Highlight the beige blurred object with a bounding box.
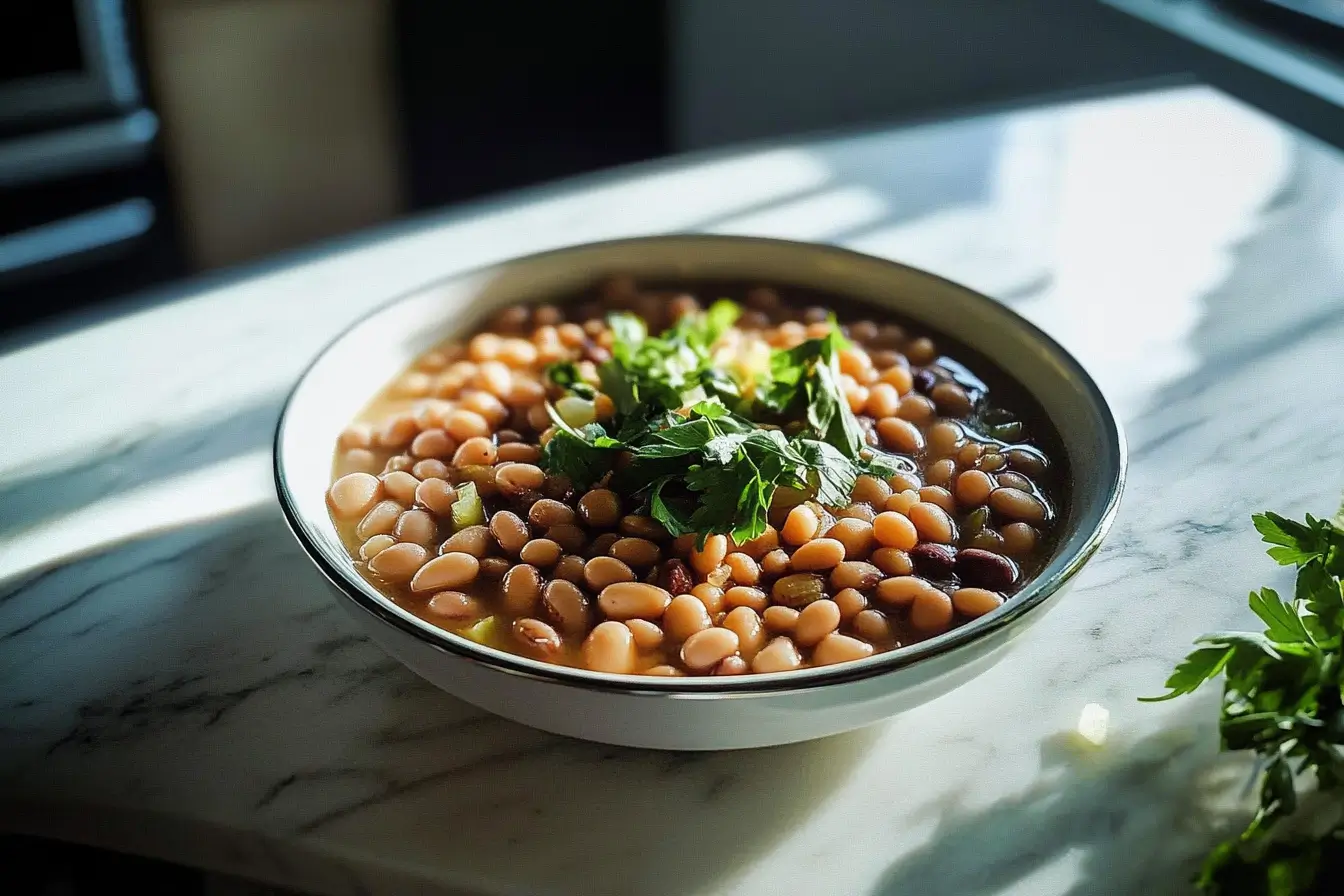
[143,0,402,269]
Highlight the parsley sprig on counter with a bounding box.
[1144,507,1344,894]
[539,300,911,545]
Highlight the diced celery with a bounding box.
[450,481,485,531]
[461,615,498,644]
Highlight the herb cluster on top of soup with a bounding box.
[326,279,1062,677]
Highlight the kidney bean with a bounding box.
[659,558,694,596]
[910,543,957,579]
[542,579,592,636]
[954,548,1019,590]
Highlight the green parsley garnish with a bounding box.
[537,300,913,545]
[1144,506,1344,893]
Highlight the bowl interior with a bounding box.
[276,236,1124,691]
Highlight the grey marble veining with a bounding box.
[3,86,1344,895]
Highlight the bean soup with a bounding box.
[326,279,1064,677]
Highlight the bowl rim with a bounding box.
[274,234,1126,697]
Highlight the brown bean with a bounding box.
[357,500,403,539]
[542,579,592,636]
[897,394,935,423]
[886,488,921,514]
[921,480,957,511]
[513,618,562,656]
[384,453,415,474]
[795,599,841,646]
[444,409,491,442]
[496,442,541,464]
[908,502,956,543]
[328,472,382,518]
[834,502,877,523]
[519,538,563,567]
[926,420,964,457]
[1004,447,1048,478]
[382,470,420,504]
[426,591,482,620]
[681,627,740,671]
[724,552,761,585]
[368,542,429,583]
[360,534,396,560]
[910,589,955,633]
[877,417,924,454]
[553,553,585,588]
[988,487,1047,523]
[724,586,769,613]
[790,538,846,571]
[737,526,780,559]
[872,512,919,550]
[955,470,995,507]
[528,498,576,529]
[597,582,672,620]
[772,573,826,608]
[336,448,379,476]
[619,514,669,541]
[496,463,546,497]
[691,583,725,615]
[610,537,660,569]
[996,471,1034,491]
[761,549,791,578]
[415,477,457,515]
[955,549,1019,590]
[501,564,544,614]
[763,605,800,633]
[825,519,875,560]
[378,414,420,447]
[664,593,713,641]
[833,587,868,620]
[584,556,635,591]
[490,511,531,555]
[479,557,510,578]
[851,474,893,506]
[643,664,684,677]
[853,609,894,643]
[714,655,750,675]
[780,505,820,546]
[395,509,437,545]
[578,489,622,527]
[722,606,766,661]
[440,524,490,557]
[953,587,1004,618]
[876,576,938,606]
[690,534,729,576]
[547,523,588,553]
[1000,522,1038,556]
[830,561,883,591]
[338,423,373,450]
[864,383,901,418]
[626,618,665,651]
[582,621,637,673]
[871,547,913,577]
[812,632,875,666]
[412,428,455,459]
[751,636,803,673]
[450,435,493,468]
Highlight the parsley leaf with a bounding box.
[544,361,596,399]
[1144,504,1344,893]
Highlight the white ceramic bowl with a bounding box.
[275,235,1125,750]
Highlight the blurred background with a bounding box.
[0,0,1199,334]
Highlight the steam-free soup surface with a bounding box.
[326,279,1063,677]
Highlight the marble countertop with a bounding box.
[4,85,1344,896]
